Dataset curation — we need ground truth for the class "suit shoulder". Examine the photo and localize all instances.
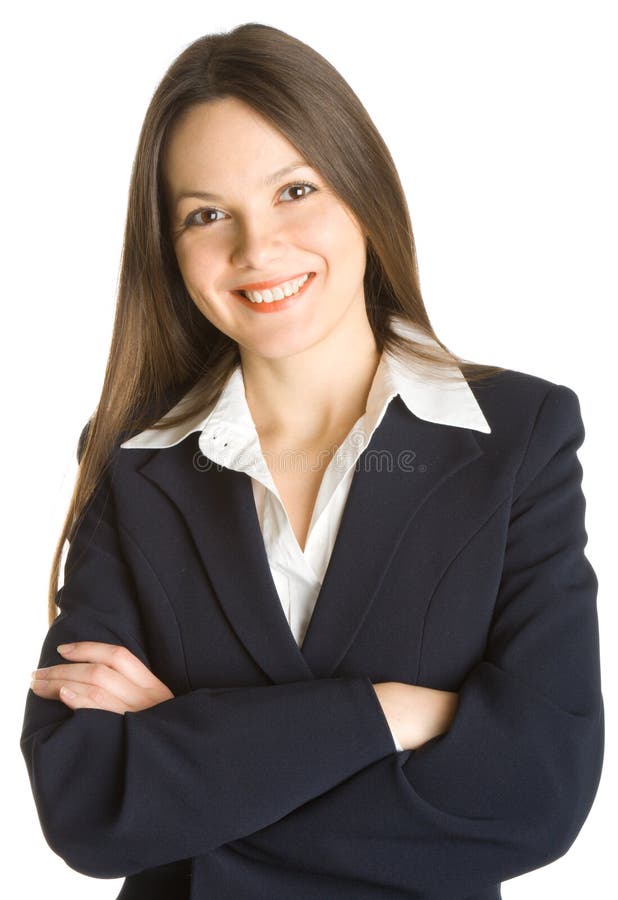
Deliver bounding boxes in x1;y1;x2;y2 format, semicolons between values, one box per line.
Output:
76;383;195;466
76;419;92;464
467;366;581;423
76;418;135;466
464;367;585;480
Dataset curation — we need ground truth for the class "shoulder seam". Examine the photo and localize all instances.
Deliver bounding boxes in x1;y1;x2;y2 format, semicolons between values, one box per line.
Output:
511;384;557;496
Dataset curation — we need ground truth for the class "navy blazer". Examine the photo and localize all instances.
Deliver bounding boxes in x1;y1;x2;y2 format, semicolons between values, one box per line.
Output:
20;368;604;900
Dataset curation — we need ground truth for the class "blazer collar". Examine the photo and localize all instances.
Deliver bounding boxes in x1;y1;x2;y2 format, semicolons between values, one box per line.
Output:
120;315;490;453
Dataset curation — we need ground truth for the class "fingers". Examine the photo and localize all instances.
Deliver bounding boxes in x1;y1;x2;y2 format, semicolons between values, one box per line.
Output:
32;661;144;708
31;677;130;715
56;642;156;688
30;641;175;714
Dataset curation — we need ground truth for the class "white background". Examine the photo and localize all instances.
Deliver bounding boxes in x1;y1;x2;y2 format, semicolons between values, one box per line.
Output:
3;1;615;896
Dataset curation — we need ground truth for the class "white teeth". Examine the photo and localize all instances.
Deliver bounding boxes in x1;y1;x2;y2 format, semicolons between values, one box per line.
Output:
241;272;311;303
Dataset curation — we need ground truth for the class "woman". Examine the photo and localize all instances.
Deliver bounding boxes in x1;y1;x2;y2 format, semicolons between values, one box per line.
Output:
20;22;603;900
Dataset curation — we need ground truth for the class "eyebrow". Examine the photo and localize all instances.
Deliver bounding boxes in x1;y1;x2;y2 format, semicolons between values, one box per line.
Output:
174;160;311;206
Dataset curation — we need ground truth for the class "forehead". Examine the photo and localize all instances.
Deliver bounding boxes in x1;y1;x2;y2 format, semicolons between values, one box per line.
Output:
162;97;302;189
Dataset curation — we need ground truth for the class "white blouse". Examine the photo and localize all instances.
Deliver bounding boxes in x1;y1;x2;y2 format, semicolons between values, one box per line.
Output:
121;316;492;752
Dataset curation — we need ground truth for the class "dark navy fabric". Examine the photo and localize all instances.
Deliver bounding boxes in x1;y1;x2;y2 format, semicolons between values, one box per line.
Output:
20;369;604;898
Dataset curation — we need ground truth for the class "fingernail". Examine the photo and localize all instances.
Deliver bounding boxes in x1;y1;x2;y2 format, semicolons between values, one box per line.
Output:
57;644;75;653
60;686;76;699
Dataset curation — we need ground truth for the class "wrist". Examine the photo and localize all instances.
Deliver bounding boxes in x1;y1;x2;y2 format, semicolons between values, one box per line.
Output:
372;682;459;751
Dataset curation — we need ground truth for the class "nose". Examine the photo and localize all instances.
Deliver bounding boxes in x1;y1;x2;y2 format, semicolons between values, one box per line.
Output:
230;216;284;271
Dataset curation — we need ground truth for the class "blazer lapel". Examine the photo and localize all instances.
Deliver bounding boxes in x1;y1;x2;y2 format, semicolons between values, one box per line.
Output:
139;437;314;684
300;397;483;676
137;396;484;683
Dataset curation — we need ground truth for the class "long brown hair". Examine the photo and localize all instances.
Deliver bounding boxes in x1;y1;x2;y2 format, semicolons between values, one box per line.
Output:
48;22;505;625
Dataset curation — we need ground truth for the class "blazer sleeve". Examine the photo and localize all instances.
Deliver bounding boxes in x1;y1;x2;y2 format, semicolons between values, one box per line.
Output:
20;445;398;879
234;383;605;895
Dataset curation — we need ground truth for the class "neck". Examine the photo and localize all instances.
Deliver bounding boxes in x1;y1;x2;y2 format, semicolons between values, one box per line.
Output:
240;315;381;446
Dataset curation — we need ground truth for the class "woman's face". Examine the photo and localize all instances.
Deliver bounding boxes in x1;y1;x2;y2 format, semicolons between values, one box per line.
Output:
162;96;369;363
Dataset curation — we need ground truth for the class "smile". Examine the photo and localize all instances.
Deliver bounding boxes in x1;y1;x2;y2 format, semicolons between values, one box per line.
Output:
233;272;316;313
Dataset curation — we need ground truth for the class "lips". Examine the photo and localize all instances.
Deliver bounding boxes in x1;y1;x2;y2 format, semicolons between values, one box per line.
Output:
233;271;316;313
233;271;313;292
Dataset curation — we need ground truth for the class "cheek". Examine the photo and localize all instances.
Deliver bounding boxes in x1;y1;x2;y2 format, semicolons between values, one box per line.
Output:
174;241;218;299
314;202;364;256
174;243;197;281
293;218;352;272
323;224;366;282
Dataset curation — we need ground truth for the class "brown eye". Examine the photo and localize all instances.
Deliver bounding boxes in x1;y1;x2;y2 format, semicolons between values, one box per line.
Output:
279;182;318;202
185;208;226;227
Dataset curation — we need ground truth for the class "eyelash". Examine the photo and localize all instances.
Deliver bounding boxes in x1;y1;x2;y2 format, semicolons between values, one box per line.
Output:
183;180;319;228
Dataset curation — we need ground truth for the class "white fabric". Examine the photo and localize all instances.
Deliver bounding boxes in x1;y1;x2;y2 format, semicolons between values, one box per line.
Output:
121;315;491;752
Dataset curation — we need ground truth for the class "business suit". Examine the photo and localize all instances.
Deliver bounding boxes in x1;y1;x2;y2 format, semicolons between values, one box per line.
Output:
20;366;604;899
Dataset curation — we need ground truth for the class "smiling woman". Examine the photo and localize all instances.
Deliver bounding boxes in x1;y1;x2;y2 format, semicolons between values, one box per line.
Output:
20;20;602;900
161;95;371;367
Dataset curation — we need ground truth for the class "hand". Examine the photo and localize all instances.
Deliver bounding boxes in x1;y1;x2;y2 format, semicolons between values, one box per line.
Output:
372;681;459;751
30;641;175;714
